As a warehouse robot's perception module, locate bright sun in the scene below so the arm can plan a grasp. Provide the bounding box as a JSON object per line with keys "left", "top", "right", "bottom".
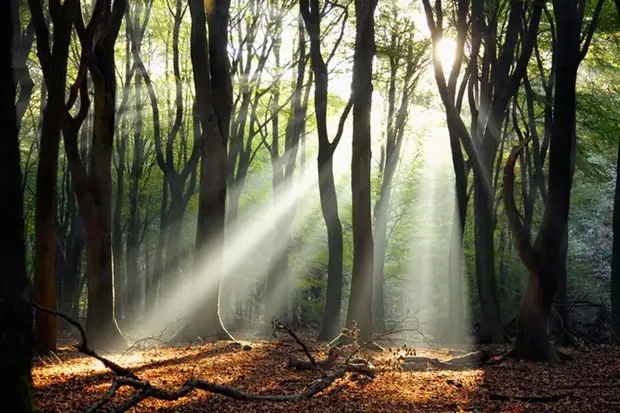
{"left": 435, "top": 37, "right": 457, "bottom": 69}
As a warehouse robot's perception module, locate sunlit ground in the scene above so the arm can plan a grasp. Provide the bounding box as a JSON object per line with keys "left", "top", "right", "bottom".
{"left": 32, "top": 337, "right": 620, "bottom": 412}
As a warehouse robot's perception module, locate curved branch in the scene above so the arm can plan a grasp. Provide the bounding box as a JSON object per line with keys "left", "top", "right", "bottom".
{"left": 503, "top": 138, "right": 537, "bottom": 270}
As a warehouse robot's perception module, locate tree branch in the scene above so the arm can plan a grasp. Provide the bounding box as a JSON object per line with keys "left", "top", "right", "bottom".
{"left": 32, "top": 304, "right": 375, "bottom": 411}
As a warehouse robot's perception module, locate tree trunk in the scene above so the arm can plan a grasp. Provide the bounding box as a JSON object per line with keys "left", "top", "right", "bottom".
{"left": 146, "top": 181, "right": 167, "bottom": 317}
{"left": 187, "top": 0, "right": 233, "bottom": 341}
{"left": 0, "top": 6, "right": 34, "bottom": 408}
{"left": 612, "top": 125, "right": 620, "bottom": 340}
{"left": 472, "top": 174, "right": 503, "bottom": 342}
{"left": 300, "top": 0, "right": 348, "bottom": 342}
{"left": 30, "top": 0, "right": 76, "bottom": 354}
{"left": 113, "top": 117, "right": 127, "bottom": 320}
{"left": 126, "top": 67, "right": 143, "bottom": 322}
{"left": 513, "top": 267, "right": 558, "bottom": 362}
{"left": 346, "top": 0, "right": 378, "bottom": 342}
{"left": 71, "top": 0, "right": 127, "bottom": 351}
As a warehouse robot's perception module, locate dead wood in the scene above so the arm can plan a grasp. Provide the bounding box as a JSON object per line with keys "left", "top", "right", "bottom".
{"left": 289, "top": 346, "right": 339, "bottom": 370}
{"left": 33, "top": 303, "right": 376, "bottom": 412}
{"left": 400, "top": 348, "right": 492, "bottom": 371}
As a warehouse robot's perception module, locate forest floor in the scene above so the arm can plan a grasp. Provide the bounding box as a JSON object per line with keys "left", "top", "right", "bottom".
{"left": 33, "top": 332, "right": 620, "bottom": 412}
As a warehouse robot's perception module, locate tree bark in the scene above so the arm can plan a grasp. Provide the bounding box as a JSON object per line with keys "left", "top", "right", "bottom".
{"left": 0, "top": 5, "right": 34, "bottom": 409}
{"left": 346, "top": 0, "right": 378, "bottom": 342}
{"left": 300, "top": 0, "right": 348, "bottom": 342}
{"left": 187, "top": 0, "right": 233, "bottom": 341}
{"left": 612, "top": 0, "right": 620, "bottom": 345}
{"left": 612, "top": 131, "right": 620, "bottom": 339}
{"left": 29, "top": 0, "right": 78, "bottom": 354}
{"left": 59, "top": 0, "right": 128, "bottom": 351}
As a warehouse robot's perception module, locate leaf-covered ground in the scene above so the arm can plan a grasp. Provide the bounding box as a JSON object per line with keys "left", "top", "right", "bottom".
{"left": 33, "top": 336, "right": 620, "bottom": 412}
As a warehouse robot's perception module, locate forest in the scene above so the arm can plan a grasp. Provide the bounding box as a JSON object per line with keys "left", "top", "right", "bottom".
{"left": 2, "top": 0, "right": 620, "bottom": 411}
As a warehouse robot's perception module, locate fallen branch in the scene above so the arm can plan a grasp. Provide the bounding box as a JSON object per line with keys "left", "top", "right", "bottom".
{"left": 489, "top": 391, "right": 574, "bottom": 402}
{"left": 32, "top": 303, "right": 375, "bottom": 412}
{"left": 289, "top": 346, "right": 339, "bottom": 370}
{"left": 274, "top": 320, "right": 325, "bottom": 374}
{"left": 400, "top": 349, "right": 492, "bottom": 371}
{"left": 31, "top": 302, "right": 137, "bottom": 379}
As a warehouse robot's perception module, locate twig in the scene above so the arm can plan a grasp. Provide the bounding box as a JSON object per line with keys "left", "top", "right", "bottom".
{"left": 274, "top": 320, "right": 324, "bottom": 375}
{"left": 32, "top": 303, "right": 375, "bottom": 411}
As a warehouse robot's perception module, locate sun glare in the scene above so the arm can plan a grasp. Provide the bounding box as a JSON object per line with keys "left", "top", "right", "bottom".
{"left": 435, "top": 37, "right": 457, "bottom": 70}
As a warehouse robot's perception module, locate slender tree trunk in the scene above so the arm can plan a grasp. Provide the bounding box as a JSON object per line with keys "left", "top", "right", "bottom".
{"left": 113, "top": 120, "right": 127, "bottom": 320}
{"left": 0, "top": 5, "right": 34, "bottom": 408}
{"left": 300, "top": 0, "right": 348, "bottom": 342}
{"left": 612, "top": 131, "right": 620, "bottom": 340}
{"left": 346, "top": 0, "right": 379, "bottom": 342}
{"left": 126, "top": 68, "right": 143, "bottom": 322}
{"left": 147, "top": 181, "right": 167, "bottom": 317}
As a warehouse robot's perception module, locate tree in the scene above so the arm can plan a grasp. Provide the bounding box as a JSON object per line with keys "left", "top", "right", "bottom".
{"left": 372, "top": 3, "right": 429, "bottom": 331}
{"left": 187, "top": 0, "right": 234, "bottom": 340}
{"left": 0, "top": 2, "right": 34, "bottom": 409}
{"left": 300, "top": 0, "right": 352, "bottom": 341}
{"left": 504, "top": 0, "right": 604, "bottom": 361}
{"left": 28, "top": 0, "right": 77, "bottom": 353}
{"left": 54, "top": 0, "right": 128, "bottom": 351}
{"left": 346, "top": 0, "right": 379, "bottom": 342}
{"left": 265, "top": 4, "right": 311, "bottom": 327}
{"left": 610, "top": 0, "right": 620, "bottom": 342}
{"left": 422, "top": 0, "right": 542, "bottom": 342}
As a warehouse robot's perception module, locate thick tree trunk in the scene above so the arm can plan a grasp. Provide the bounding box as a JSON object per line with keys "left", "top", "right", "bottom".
{"left": 34, "top": 102, "right": 62, "bottom": 353}
{"left": 0, "top": 6, "right": 34, "bottom": 408}
{"left": 77, "top": 0, "right": 127, "bottom": 351}
{"left": 188, "top": 0, "right": 233, "bottom": 341}
{"left": 513, "top": 268, "right": 558, "bottom": 362}
{"left": 31, "top": 2, "right": 75, "bottom": 354}
{"left": 346, "top": 0, "right": 378, "bottom": 342}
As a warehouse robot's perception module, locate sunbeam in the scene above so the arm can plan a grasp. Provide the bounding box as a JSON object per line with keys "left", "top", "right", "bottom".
{"left": 135, "top": 133, "right": 354, "bottom": 339}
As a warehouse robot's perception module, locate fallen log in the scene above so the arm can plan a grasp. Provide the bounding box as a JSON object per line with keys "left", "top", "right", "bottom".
{"left": 400, "top": 348, "right": 491, "bottom": 371}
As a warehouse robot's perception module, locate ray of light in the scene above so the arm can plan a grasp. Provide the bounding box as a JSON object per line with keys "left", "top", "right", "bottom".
{"left": 137, "top": 128, "right": 354, "bottom": 338}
